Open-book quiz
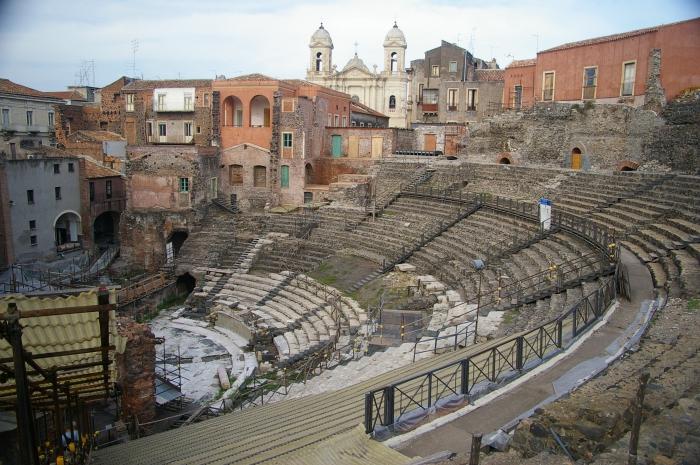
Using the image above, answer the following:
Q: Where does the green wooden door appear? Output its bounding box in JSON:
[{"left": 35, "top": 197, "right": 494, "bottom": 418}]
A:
[
  {"left": 331, "top": 135, "right": 342, "bottom": 158},
  {"left": 280, "top": 165, "right": 289, "bottom": 188}
]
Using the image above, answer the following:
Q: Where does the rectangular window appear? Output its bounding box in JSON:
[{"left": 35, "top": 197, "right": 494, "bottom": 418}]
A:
[
  {"left": 282, "top": 99, "right": 295, "bottom": 112},
  {"left": 126, "top": 94, "right": 135, "bottom": 112},
  {"left": 89, "top": 181, "right": 95, "bottom": 201},
  {"left": 30, "top": 235, "right": 37, "bottom": 246},
  {"left": 449, "top": 61, "right": 458, "bottom": 73},
  {"left": 229, "top": 164, "right": 243, "bottom": 184},
  {"left": 146, "top": 121, "right": 153, "bottom": 136},
  {"left": 53, "top": 163, "right": 60, "bottom": 174},
  {"left": 431, "top": 65, "right": 439, "bottom": 77},
  {"left": 27, "top": 189, "right": 34, "bottom": 204},
  {"left": 342, "top": 116, "right": 347, "bottom": 127},
  {"left": 582, "top": 67, "right": 597, "bottom": 100},
  {"left": 158, "top": 122, "right": 166, "bottom": 136},
  {"left": 447, "top": 88, "right": 458, "bottom": 110},
  {"left": 334, "top": 114, "right": 340, "bottom": 126},
  {"left": 179, "top": 177, "right": 189, "bottom": 193},
  {"left": 55, "top": 186, "right": 61, "bottom": 200},
  {"left": 29, "top": 220, "right": 36, "bottom": 230},
  {"left": 1, "top": 108, "right": 9, "bottom": 127},
  {"left": 621, "top": 61, "right": 636, "bottom": 96},
  {"left": 327, "top": 113, "right": 333, "bottom": 126},
  {"left": 423, "top": 89, "right": 439, "bottom": 105},
  {"left": 467, "top": 89, "right": 478, "bottom": 111},
  {"left": 26, "top": 110, "right": 33, "bottom": 126},
  {"left": 418, "top": 84, "right": 424, "bottom": 103},
  {"left": 184, "top": 122, "right": 193, "bottom": 137},
  {"left": 253, "top": 165, "right": 266, "bottom": 187},
  {"left": 48, "top": 111, "right": 54, "bottom": 127},
  {"left": 514, "top": 85, "right": 522, "bottom": 109},
  {"left": 106, "top": 180, "right": 112, "bottom": 198},
  {"left": 282, "top": 132, "right": 293, "bottom": 148},
  {"left": 280, "top": 165, "right": 289, "bottom": 188},
  {"left": 543, "top": 71, "right": 555, "bottom": 101},
  {"left": 157, "top": 94, "right": 166, "bottom": 111},
  {"left": 204, "top": 93, "right": 210, "bottom": 107},
  {"left": 184, "top": 93, "right": 193, "bottom": 110},
  {"left": 196, "top": 126, "right": 201, "bottom": 134},
  {"left": 68, "top": 162, "right": 74, "bottom": 173}
]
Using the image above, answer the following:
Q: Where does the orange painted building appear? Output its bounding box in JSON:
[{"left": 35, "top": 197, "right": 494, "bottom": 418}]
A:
[
  {"left": 214, "top": 74, "right": 351, "bottom": 151},
  {"left": 504, "top": 18, "right": 700, "bottom": 109}
]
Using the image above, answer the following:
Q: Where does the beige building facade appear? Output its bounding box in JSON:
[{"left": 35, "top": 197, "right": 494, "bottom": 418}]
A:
[{"left": 306, "top": 23, "right": 409, "bottom": 128}]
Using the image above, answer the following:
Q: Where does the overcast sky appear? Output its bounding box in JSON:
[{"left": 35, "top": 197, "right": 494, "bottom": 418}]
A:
[{"left": 0, "top": 0, "right": 698, "bottom": 91}]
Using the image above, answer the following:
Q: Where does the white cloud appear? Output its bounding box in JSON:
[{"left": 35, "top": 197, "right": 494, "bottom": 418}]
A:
[{"left": 0, "top": 0, "right": 697, "bottom": 90}]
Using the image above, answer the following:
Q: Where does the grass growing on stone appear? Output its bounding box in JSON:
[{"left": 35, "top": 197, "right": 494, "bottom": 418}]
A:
[
  {"left": 157, "top": 293, "right": 188, "bottom": 311},
  {"left": 688, "top": 298, "right": 699, "bottom": 311}
]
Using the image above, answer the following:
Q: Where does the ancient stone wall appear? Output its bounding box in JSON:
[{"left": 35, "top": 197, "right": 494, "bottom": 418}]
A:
[
  {"left": 467, "top": 97, "right": 699, "bottom": 173},
  {"left": 116, "top": 318, "right": 156, "bottom": 424}
]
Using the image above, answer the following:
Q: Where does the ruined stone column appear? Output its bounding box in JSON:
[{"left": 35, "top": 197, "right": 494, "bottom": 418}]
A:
[{"left": 116, "top": 318, "right": 157, "bottom": 424}]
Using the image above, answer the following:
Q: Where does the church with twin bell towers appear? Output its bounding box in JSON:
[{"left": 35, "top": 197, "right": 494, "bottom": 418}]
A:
[{"left": 306, "top": 22, "right": 409, "bottom": 128}]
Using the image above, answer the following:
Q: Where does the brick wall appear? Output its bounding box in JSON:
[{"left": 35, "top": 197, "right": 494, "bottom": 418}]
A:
[{"left": 116, "top": 318, "right": 156, "bottom": 424}]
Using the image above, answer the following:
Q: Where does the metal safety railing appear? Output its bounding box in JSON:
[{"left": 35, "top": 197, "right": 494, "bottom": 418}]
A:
[{"left": 364, "top": 273, "right": 619, "bottom": 435}]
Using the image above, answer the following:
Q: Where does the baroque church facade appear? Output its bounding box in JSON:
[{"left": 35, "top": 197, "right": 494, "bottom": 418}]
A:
[{"left": 306, "top": 23, "right": 409, "bottom": 128}]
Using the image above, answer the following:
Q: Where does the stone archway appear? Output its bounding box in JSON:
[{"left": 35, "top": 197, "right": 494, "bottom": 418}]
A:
[
  {"left": 497, "top": 153, "right": 513, "bottom": 165},
  {"left": 166, "top": 230, "right": 188, "bottom": 262},
  {"left": 93, "top": 211, "right": 121, "bottom": 248},
  {"left": 617, "top": 160, "right": 639, "bottom": 171},
  {"left": 571, "top": 147, "right": 583, "bottom": 170},
  {"left": 250, "top": 95, "right": 270, "bottom": 127},
  {"left": 54, "top": 210, "right": 81, "bottom": 249},
  {"left": 176, "top": 272, "right": 196, "bottom": 296}
]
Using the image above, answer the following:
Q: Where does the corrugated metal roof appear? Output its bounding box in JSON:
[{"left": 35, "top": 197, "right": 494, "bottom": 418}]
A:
[{"left": 0, "top": 289, "right": 125, "bottom": 406}]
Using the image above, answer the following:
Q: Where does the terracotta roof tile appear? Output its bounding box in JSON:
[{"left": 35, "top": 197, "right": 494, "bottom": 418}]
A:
[
  {"left": 350, "top": 101, "right": 388, "bottom": 118},
  {"left": 0, "top": 78, "right": 60, "bottom": 99},
  {"left": 122, "top": 79, "right": 212, "bottom": 91},
  {"left": 69, "top": 130, "right": 125, "bottom": 142},
  {"left": 44, "top": 90, "right": 86, "bottom": 100},
  {"left": 475, "top": 69, "right": 505, "bottom": 81},
  {"left": 224, "top": 73, "right": 277, "bottom": 81},
  {"left": 506, "top": 59, "right": 537, "bottom": 69}
]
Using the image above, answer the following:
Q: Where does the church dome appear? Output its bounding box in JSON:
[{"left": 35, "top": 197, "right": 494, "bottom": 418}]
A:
[
  {"left": 310, "top": 23, "right": 333, "bottom": 48},
  {"left": 383, "top": 22, "right": 407, "bottom": 47},
  {"left": 343, "top": 53, "right": 370, "bottom": 73}
]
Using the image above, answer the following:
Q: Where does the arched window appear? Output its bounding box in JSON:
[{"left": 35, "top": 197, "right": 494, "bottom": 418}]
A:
[
  {"left": 315, "top": 52, "right": 323, "bottom": 72},
  {"left": 390, "top": 52, "right": 398, "bottom": 73},
  {"left": 253, "top": 165, "right": 267, "bottom": 187},
  {"left": 223, "top": 96, "right": 243, "bottom": 127},
  {"left": 305, "top": 163, "right": 314, "bottom": 185},
  {"left": 389, "top": 95, "right": 396, "bottom": 110},
  {"left": 250, "top": 95, "right": 270, "bottom": 127}
]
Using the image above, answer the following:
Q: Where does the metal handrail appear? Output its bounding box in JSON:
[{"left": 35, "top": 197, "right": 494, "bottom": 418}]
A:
[{"left": 364, "top": 273, "right": 618, "bottom": 434}]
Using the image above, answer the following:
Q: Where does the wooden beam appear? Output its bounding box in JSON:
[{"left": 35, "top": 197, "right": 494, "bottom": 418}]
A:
[{"left": 0, "top": 304, "right": 114, "bottom": 320}]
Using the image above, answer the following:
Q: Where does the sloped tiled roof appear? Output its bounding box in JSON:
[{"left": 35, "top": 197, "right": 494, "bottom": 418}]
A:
[
  {"left": 44, "top": 90, "right": 87, "bottom": 101},
  {"left": 225, "top": 73, "right": 278, "bottom": 81},
  {"left": 507, "top": 58, "right": 537, "bottom": 69},
  {"left": 350, "top": 100, "right": 388, "bottom": 118},
  {"left": 82, "top": 155, "right": 123, "bottom": 178},
  {"left": 0, "top": 289, "right": 124, "bottom": 405},
  {"left": 122, "top": 79, "right": 212, "bottom": 91},
  {"left": 69, "top": 130, "right": 125, "bottom": 143},
  {"left": 475, "top": 69, "right": 505, "bottom": 82},
  {"left": 0, "top": 78, "right": 60, "bottom": 99},
  {"left": 538, "top": 19, "right": 698, "bottom": 53}
]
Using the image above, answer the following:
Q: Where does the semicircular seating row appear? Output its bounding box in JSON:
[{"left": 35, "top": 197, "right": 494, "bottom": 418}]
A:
[{"left": 201, "top": 270, "right": 367, "bottom": 364}]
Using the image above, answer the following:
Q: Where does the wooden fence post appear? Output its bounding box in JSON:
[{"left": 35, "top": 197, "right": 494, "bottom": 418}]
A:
[
  {"left": 469, "top": 432, "right": 483, "bottom": 465},
  {"left": 628, "top": 372, "right": 650, "bottom": 465}
]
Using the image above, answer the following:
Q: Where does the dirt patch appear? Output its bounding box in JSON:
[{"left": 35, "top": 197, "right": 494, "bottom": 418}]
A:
[{"left": 308, "top": 253, "right": 377, "bottom": 292}]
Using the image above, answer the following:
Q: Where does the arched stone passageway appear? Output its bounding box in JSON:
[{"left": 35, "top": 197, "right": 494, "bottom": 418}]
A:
[
  {"left": 166, "top": 230, "right": 188, "bottom": 262},
  {"left": 305, "top": 163, "right": 314, "bottom": 184},
  {"left": 54, "top": 211, "right": 81, "bottom": 248},
  {"left": 618, "top": 160, "right": 640, "bottom": 171},
  {"left": 250, "top": 95, "right": 270, "bottom": 127},
  {"left": 93, "top": 211, "right": 120, "bottom": 247},
  {"left": 176, "top": 272, "right": 196, "bottom": 296}
]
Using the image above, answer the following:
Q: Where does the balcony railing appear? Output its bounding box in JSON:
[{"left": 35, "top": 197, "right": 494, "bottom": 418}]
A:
[
  {"left": 422, "top": 103, "right": 438, "bottom": 112},
  {"left": 147, "top": 134, "right": 194, "bottom": 144},
  {"left": 447, "top": 105, "right": 457, "bottom": 111},
  {"left": 543, "top": 89, "right": 554, "bottom": 101}
]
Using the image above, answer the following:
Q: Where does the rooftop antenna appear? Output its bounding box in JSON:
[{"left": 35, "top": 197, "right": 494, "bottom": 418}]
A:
[{"left": 131, "top": 39, "right": 139, "bottom": 78}]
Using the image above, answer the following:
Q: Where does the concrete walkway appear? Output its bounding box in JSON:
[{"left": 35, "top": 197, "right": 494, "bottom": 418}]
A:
[{"left": 395, "top": 248, "right": 655, "bottom": 459}]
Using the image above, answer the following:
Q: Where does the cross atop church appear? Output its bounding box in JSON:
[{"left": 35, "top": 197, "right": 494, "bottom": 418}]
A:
[{"left": 354, "top": 41, "right": 359, "bottom": 54}]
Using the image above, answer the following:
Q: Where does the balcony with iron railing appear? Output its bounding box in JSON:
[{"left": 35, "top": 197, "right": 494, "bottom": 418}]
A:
[
  {"left": 582, "top": 85, "right": 596, "bottom": 100},
  {"left": 147, "top": 134, "right": 194, "bottom": 144}
]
